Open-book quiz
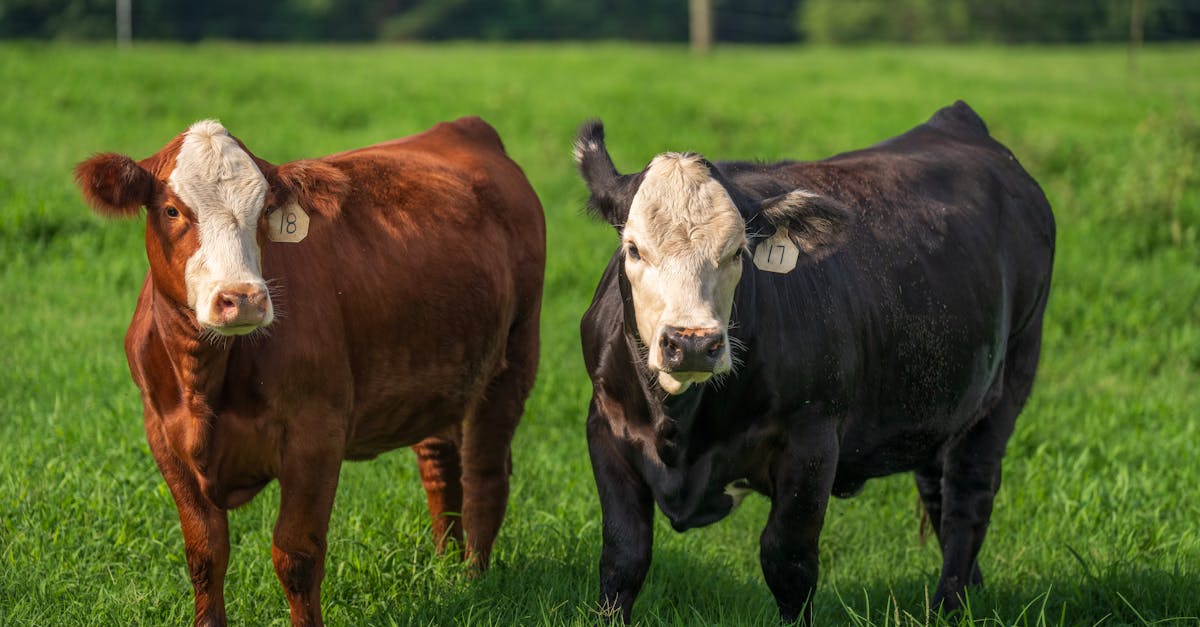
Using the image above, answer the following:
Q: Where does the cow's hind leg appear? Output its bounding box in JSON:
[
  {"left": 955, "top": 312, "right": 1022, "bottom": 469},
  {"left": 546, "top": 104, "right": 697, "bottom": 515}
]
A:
[
  {"left": 460, "top": 313, "right": 539, "bottom": 571},
  {"left": 933, "top": 324, "right": 1043, "bottom": 612},
  {"left": 930, "top": 414, "right": 1008, "bottom": 612},
  {"left": 413, "top": 430, "right": 464, "bottom": 553},
  {"left": 914, "top": 463, "right": 982, "bottom": 589}
]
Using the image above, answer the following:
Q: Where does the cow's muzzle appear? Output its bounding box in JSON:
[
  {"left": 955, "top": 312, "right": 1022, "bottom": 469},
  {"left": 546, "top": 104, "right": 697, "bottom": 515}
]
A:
[
  {"left": 209, "top": 283, "right": 271, "bottom": 335},
  {"left": 659, "top": 325, "right": 725, "bottom": 373}
]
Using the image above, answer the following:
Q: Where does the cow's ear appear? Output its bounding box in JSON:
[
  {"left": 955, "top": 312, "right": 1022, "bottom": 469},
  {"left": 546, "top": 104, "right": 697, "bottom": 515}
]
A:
[
  {"left": 270, "top": 159, "right": 349, "bottom": 219},
  {"left": 574, "top": 119, "right": 638, "bottom": 231},
  {"left": 74, "top": 153, "right": 155, "bottom": 218},
  {"left": 759, "top": 189, "right": 853, "bottom": 261}
]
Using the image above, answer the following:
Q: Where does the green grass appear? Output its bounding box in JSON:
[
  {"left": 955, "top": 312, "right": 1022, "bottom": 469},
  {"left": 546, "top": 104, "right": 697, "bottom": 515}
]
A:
[{"left": 2, "top": 42, "right": 1198, "bottom": 626}]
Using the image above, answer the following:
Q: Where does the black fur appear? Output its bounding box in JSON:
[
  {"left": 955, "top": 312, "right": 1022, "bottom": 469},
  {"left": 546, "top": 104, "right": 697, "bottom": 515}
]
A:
[
  {"left": 574, "top": 119, "right": 642, "bottom": 229},
  {"left": 578, "top": 101, "right": 1055, "bottom": 624}
]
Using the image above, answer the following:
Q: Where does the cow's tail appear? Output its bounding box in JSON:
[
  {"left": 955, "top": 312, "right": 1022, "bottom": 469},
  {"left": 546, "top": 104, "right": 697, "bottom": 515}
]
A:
[
  {"left": 916, "top": 496, "right": 933, "bottom": 545},
  {"left": 927, "top": 100, "right": 991, "bottom": 139}
]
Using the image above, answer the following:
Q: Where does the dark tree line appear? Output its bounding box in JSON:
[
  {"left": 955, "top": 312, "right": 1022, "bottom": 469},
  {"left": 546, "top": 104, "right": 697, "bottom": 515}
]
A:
[
  {"left": 802, "top": 0, "right": 1200, "bottom": 43},
  {"left": 2, "top": 0, "right": 1198, "bottom": 42}
]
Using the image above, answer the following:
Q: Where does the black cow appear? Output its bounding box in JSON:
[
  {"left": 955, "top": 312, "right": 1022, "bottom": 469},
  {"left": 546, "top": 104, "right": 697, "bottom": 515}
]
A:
[{"left": 576, "top": 101, "right": 1054, "bottom": 623}]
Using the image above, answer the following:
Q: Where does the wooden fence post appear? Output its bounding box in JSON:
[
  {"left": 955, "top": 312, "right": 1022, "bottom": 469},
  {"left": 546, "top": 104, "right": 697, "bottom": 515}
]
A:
[
  {"left": 1129, "top": 0, "right": 1144, "bottom": 73},
  {"left": 689, "top": 0, "right": 713, "bottom": 55},
  {"left": 117, "top": 0, "right": 132, "bottom": 48}
]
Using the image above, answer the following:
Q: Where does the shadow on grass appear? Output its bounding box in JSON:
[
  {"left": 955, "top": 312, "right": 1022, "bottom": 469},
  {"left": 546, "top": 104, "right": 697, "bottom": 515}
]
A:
[
  {"left": 354, "top": 542, "right": 776, "bottom": 626},
  {"left": 323, "top": 526, "right": 1200, "bottom": 625},
  {"left": 830, "top": 564, "right": 1200, "bottom": 625}
]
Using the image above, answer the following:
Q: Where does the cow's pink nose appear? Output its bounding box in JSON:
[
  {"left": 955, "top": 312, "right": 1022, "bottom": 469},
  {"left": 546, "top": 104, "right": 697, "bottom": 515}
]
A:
[{"left": 213, "top": 284, "right": 269, "bottom": 328}]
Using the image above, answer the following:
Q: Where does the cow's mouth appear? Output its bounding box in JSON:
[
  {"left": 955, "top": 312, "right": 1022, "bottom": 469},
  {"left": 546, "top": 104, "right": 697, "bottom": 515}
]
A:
[
  {"left": 219, "top": 323, "right": 262, "bottom": 336},
  {"left": 657, "top": 371, "right": 712, "bottom": 395},
  {"left": 204, "top": 322, "right": 266, "bottom": 337}
]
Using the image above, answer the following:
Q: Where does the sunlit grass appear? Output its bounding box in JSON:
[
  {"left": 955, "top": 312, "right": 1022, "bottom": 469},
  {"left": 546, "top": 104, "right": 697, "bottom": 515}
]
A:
[{"left": 1, "top": 42, "right": 1197, "bottom": 625}]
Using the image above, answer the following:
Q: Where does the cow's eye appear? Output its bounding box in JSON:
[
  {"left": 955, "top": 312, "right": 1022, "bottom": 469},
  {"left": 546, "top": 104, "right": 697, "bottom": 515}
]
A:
[
  {"left": 731, "top": 248, "right": 743, "bottom": 261},
  {"left": 626, "top": 243, "right": 641, "bottom": 261},
  {"left": 165, "top": 206, "right": 180, "bottom": 218}
]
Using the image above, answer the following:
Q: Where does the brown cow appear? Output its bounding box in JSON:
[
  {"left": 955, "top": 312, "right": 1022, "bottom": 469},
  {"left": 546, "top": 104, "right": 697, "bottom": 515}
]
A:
[{"left": 74, "top": 117, "right": 545, "bottom": 626}]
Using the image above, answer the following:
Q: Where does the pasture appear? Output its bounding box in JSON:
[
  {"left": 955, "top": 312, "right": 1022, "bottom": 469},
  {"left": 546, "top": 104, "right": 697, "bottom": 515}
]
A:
[{"left": 1, "top": 43, "right": 1198, "bottom": 625}]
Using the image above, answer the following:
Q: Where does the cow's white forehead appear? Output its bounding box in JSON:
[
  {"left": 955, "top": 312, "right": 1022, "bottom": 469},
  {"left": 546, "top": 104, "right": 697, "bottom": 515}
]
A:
[
  {"left": 627, "top": 153, "right": 745, "bottom": 260},
  {"left": 168, "top": 120, "right": 270, "bottom": 319},
  {"left": 168, "top": 119, "right": 267, "bottom": 225}
]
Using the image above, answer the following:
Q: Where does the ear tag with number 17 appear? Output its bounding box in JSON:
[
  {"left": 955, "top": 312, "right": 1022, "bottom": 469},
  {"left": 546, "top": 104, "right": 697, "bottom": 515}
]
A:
[
  {"left": 753, "top": 228, "right": 799, "bottom": 273},
  {"left": 268, "top": 202, "right": 309, "bottom": 243}
]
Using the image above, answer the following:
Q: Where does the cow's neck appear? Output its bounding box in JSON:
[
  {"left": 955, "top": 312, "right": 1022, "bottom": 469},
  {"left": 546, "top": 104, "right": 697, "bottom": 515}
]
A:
[
  {"left": 150, "top": 286, "right": 233, "bottom": 411},
  {"left": 616, "top": 328, "right": 705, "bottom": 467}
]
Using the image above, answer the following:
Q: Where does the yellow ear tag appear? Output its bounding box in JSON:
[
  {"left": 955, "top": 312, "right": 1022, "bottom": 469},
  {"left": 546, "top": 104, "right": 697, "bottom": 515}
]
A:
[
  {"left": 267, "top": 202, "right": 309, "bottom": 243},
  {"left": 753, "top": 228, "right": 799, "bottom": 273}
]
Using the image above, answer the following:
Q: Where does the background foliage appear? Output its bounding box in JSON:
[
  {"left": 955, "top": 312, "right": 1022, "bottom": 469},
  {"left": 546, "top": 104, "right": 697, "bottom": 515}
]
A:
[
  {"left": 1, "top": 42, "right": 1198, "bottom": 625},
  {"left": 2, "top": 0, "right": 1199, "bottom": 43},
  {"left": 802, "top": 0, "right": 1200, "bottom": 43}
]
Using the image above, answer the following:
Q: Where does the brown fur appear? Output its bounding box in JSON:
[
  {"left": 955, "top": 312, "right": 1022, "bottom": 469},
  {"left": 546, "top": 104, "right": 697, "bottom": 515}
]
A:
[
  {"left": 75, "top": 117, "right": 545, "bottom": 626},
  {"left": 74, "top": 152, "right": 156, "bottom": 216},
  {"left": 267, "top": 159, "right": 350, "bottom": 218}
]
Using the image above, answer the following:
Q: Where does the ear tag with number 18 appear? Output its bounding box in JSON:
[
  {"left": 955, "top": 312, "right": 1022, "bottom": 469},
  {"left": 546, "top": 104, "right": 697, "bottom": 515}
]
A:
[
  {"left": 753, "top": 228, "right": 799, "bottom": 273},
  {"left": 268, "top": 202, "right": 309, "bottom": 243}
]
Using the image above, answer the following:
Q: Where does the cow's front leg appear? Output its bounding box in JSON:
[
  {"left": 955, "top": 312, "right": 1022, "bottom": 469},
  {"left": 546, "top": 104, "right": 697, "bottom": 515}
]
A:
[
  {"left": 587, "top": 400, "right": 654, "bottom": 624},
  {"left": 272, "top": 441, "right": 343, "bottom": 627},
  {"left": 146, "top": 420, "right": 230, "bottom": 626},
  {"left": 760, "top": 424, "right": 837, "bottom": 625}
]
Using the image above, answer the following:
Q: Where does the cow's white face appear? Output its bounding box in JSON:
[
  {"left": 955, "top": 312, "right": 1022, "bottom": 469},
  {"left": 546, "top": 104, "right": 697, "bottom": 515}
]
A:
[
  {"left": 622, "top": 154, "right": 747, "bottom": 394},
  {"left": 168, "top": 120, "right": 273, "bottom": 335}
]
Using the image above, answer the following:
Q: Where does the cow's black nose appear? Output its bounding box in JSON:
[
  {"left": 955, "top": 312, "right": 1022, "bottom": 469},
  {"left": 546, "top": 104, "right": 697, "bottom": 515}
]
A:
[{"left": 659, "top": 326, "right": 724, "bottom": 372}]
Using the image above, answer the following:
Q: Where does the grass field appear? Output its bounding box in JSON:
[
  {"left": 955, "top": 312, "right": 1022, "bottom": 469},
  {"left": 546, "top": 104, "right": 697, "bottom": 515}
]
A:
[{"left": 1, "top": 42, "right": 1198, "bottom": 626}]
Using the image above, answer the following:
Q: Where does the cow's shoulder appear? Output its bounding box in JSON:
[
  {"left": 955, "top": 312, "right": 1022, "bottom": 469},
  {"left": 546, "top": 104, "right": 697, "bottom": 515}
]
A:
[
  {"left": 580, "top": 252, "right": 627, "bottom": 375},
  {"left": 123, "top": 274, "right": 188, "bottom": 420}
]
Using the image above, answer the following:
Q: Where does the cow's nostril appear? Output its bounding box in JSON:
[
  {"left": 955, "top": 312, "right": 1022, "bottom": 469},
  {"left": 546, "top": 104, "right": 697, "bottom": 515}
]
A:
[
  {"left": 213, "top": 287, "right": 269, "bottom": 326},
  {"left": 707, "top": 338, "right": 723, "bottom": 357},
  {"left": 659, "top": 331, "right": 684, "bottom": 369},
  {"left": 245, "top": 289, "right": 268, "bottom": 312}
]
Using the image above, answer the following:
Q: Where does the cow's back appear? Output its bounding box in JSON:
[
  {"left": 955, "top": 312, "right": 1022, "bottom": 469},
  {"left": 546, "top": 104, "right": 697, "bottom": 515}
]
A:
[
  {"left": 250, "top": 118, "right": 544, "bottom": 457},
  {"left": 721, "top": 107, "right": 1053, "bottom": 478}
]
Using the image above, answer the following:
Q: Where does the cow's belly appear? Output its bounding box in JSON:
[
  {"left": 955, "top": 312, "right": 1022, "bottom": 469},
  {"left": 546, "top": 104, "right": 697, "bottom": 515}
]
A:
[
  {"left": 345, "top": 392, "right": 473, "bottom": 459},
  {"left": 831, "top": 423, "right": 952, "bottom": 496},
  {"left": 338, "top": 262, "right": 513, "bottom": 458},
  {"left": 344, "top": 354, "right": 503, "bottom": 458},
  {"left": 831, "top": 309, "right": 1008, "bottom": 483},
  {"left": 832, "top": 363, "right": 1006, "bottom": 492}
]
